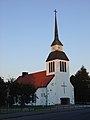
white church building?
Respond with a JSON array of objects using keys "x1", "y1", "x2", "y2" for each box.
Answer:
[{"x1": 16, "y1": 10, "x2": 74, "y2": 105}]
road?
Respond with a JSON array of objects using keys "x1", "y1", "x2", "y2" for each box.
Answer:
[{"x1": 2, "y1": 108, "x2": 90, "y2": 120}]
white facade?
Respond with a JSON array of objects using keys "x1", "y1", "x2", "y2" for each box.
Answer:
[
  {"x1": 46, "y1": 62, "x2": 74, "y2": 105},
  {"x1": 35, "y1": 59, "x2": 74, "y2": 105},
  {"x1": 35, "y1": 11, "x2": 74, "y2": 105}
]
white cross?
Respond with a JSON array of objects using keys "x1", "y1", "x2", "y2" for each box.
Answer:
[{"x1": 61, "y1": 82, "x2": 67, "y2": 94}]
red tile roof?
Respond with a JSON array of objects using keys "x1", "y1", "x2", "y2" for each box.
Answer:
[{"x1": 16, "y1": 71, "x2": 54, "y2": 89}]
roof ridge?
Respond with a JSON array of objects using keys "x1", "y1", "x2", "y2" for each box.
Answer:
[{"x1": 28, "y1": 70, "x2": 46, "y2": 75}]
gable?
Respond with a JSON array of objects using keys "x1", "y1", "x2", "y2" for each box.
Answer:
[{"x1": 16, "y1": 71, "x2": 54, "y2": 89}]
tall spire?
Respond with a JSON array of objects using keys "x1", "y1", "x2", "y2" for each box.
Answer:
[
  {"x1": 51, "y1": 9, "x2": 63, "y2": 46},
  {"x1": 54, "y1": 9, "x2": 59, "y2": 41}
]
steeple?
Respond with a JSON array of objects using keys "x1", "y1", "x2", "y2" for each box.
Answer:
[
  {"x1": 46, "y1": 10, "x2": 69, "y2": 76},
  {"x1": 51, "y1": 10, "x2": 63, "y2": 47}
]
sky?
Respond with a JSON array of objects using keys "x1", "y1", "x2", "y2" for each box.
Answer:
[{"x1": 0, "y1": 0, "x2": 90, "y2": 81}]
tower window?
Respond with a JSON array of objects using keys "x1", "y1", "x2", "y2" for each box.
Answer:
[
  {"x1": 53, "y1": 61, "x2": 55, "y2": 72},
  {"x1": 49, "y1": 62, "x2": 55, "y2": 73},
  {"x1": 60, "y1": 61, "x2": 62, "y2": 71},
  {"x1": 51, "y1": 62, "x2": 53, "y2": 72},
  {"x1": 64, "y1": 62, "x2": 66, "y2": 72},
  {"x1": 49, "y1": 62, "x2": 51, "y2": 73},
  {"x1": 60, "y1": 61, "x2": 66, "y2": 72}
]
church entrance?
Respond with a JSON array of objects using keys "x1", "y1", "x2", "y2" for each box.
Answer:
[{"x1": 60, "y1": 98, "x2": 70, "y2": 105}]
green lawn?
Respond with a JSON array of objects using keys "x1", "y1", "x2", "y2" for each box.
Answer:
[{"x1": 0, "y1": 105, "x2": 55, "y2": 114}]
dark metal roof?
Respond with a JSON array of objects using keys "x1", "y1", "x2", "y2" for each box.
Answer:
[
  {"x1": 51, "y1": 39, "x2": 63, "y2": 46},
  {"x1": 51, "y1": 9, "x2": 63, "y2": 47},
  {"x1": 46, "y1": 50, "x2": 69, "y2": 62}
]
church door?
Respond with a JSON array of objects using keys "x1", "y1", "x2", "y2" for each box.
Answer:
[{"x1": 60, "y1": 98, "x2": 70, "y2": 105}]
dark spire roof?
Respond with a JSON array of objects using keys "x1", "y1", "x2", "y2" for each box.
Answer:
[
  {"x1": 51, "y1": 10, "x2": 63, "y2": 46},
  {"x1": 46, "y1": 50, "x2": 69, "y2": 62}
]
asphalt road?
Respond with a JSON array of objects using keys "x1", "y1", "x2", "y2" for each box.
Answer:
[{"x1": 2, "y1": 108, "x2": 90, "y2": 120}]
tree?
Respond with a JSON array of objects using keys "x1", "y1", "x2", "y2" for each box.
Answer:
[
  {"x1": 18, "y1": 83, "x2": 35, "y2": 106},
  {"x1": 6, "y1": 77, "x2": 36, "y2": 106},
  {"x1": 70, "y1": 66, "x2": 90, "y2": 104},
  {"x1": 75, "y1": 66, "x2": 89, "y2": 80},
  {"x1": 0, "y1": 76, "x2": 36, "y2": 107},
  {"x1": 0, "y1": 77, "x2": 6, "y2": 106}
]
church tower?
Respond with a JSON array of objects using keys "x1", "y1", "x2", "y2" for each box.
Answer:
[
  {"x1": 46, "y1": 10, "x2": 69, "y2": 76},
  {"x1": 46, "y1": 10, "x2": 74, "y2": 105}
]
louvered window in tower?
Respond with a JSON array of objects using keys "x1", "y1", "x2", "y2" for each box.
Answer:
[
  {"x1": 49, "y1": 62, "x2": 55, "y2": 73},
  {"x1": 60, "y1": 61, "x2": 66, "y2": 72}
]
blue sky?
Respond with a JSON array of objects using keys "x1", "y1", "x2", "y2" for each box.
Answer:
[{"x1": 0, "y1": 0, "x2": 90, "y2": 81}]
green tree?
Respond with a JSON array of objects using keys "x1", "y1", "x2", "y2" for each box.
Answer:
[
  {"x1": 18, "y1": 83, "x2": 35, "y2": 106},
  {"x1": 0, "y1": 77, "x2": 36, "y2": 107},
  {"x1": 7, "y1": 77, "x2": 36, "y2": 106},
  {"x1": 0, "y1": 77, "x2": 6, "y2": 106},
  {"x1": 75, "y1": 66, "x2": 89, "y2": 80},
  {"x1": 5, "y1": 77, "x2": 20, "y2": 106},
  {"x1": 70, "y1": 66, "x2": 90, "y2": 104}
]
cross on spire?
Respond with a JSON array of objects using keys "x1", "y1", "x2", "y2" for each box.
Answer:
[
  {"x1": 54, "y1": 9, "x2": 57, "y2": 14},
  {"x1": 61, "y1": 82, "x2": 67, "y2": 94}
]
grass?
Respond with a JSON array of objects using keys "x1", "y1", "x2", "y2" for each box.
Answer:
[
  {"x1": 0, "y1": 105, "x2": 55, "y2": 114},
  {"x1": 1, "y1": 105, "x2": 90, "y2": 114}
]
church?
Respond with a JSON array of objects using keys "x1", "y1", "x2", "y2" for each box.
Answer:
[{"x1": 16, "y1": 10, "x2": 74, "y2": 105}]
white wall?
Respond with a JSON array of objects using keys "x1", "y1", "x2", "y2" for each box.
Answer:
[
  {"x1": 46, "y1": 59, "x2": 69, "y2": 76},
  {"x1": 35, "y1": 88, "x2": 47, "y2": 106},
  {"x1": 47, "y1": 73, "x2": 74, "y2": 105},
  {"x1": 35, "y1": 59, "x2": 74, "y2": 106},
  {"x1": 47, "y1": 77, "x2": 57, "y2": 105},
  {"x1": 46, "y1": 60, "x2": 74, "y2": 105}
]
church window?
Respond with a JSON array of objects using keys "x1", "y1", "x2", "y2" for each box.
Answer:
[
  {"x1": 50, "y1": 89, "x2": 52, "y2": 91},
  {"x1": 49, "y1": 62, "x2": 55, "y2": 73},
  {"x1": 51, "y1": 83, "x2": 54, "y2": 86},
  {"x1": 64, "y1": 62, "x2": 66, "y2": 72},
  {"x1": 49, "y1": 63, "x2": 51, "y2": 72},
  {"x1": 53, "y1": 61, "x2": 55, "y2": 72},
  {"x1": 41, "y1": 93, "x2": 45, "y2": 97},
  {"x1": 60, "y1": 61, "x2": 62, "y2": 71},
  {"x1": 62, "y1": 62, "x2": 64, "y2": 72},
  {"x1": 51, "y1": 62, "x2": 53, "y2": 72},
  {"x1": 60, "y1": 61, "x2": 66, "y2": 72}
]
